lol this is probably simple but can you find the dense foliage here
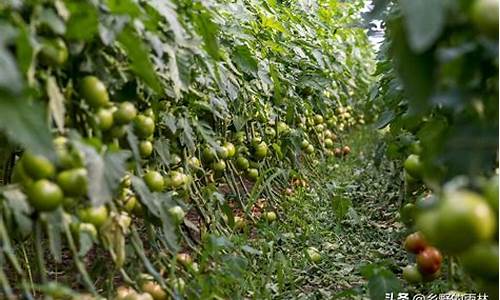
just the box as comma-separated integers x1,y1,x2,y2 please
0,0,375,298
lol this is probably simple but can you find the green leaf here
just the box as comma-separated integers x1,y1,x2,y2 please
117,26,162,94
103,150,131,195
232,45,258,76
0,94,54,158
269,63,282,104
2,187,33,238
39,8,66,35
332,195,352,221
400,0,445,53
178,117,195,152
0,46,23,94
367,268,401,300
193,9,220,61
105,0,142,17
148,0,187,43
45,212,63,263
65,1,99,41
73,140,111,206
46,76,66,133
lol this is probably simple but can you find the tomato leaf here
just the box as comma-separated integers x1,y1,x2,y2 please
118,26,162,94
400,0,445,53
46,76,66,133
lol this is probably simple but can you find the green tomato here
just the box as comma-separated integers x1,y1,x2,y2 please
235,156,250,171
139,140,153,158
211,160,227,173
143,171,164,192
202,147,216,163
80,76,110,108
306,247,321,263
305,144,314,154
22,152,55,180
96,108,114,131
27,179,64,211
114,102,137,125
459,242,498,281
433,190,496,254
134,115,155,138
246,168,259,181
402,265,423,284
483,175,499,214
110,125,126,138
168,205,185,224
313,114,324,124
324,138,334,149
471,0,499,38
216,145,229,159
223,142,236,158
264,211,277,222
56,168,88,197
78,206,108,228
404,154,423,179
253,142,268,160
39,38,68,67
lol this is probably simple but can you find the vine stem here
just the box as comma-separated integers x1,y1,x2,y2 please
60,212,98,295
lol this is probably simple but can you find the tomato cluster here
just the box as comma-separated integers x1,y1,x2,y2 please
402,231,443,284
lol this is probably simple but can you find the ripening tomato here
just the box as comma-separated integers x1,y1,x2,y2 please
56,168,88,197
22,152,55,180
27,179,64,211
143,171,164,192
80,76,110,108
404,232,428,254
114,102,137,125
176,253,193,267
334,148,342,157
134,115,155,138
342,146,351,155
142,281,167,300
416,247,442,275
